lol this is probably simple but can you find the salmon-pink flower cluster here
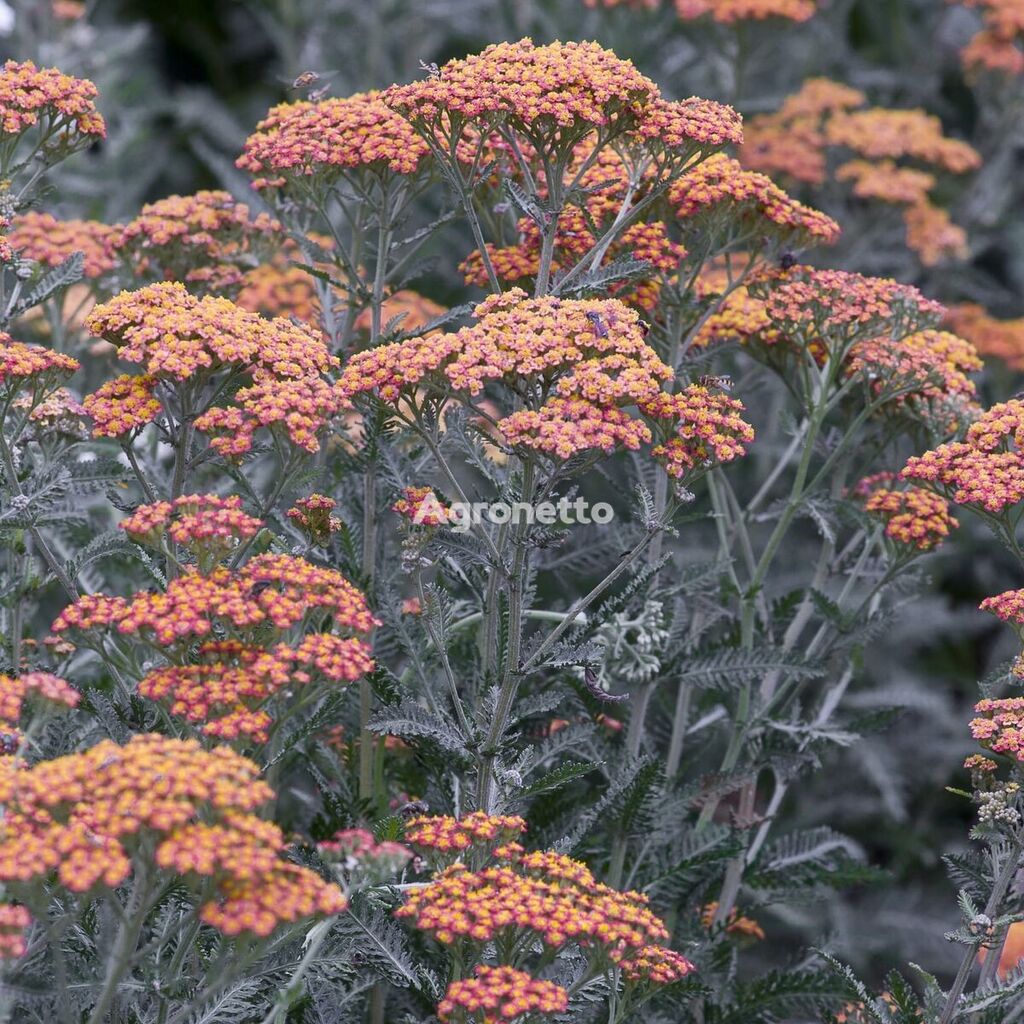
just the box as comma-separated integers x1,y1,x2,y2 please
861,485,959,551
901,399,1024,514
970,698,1024,760
635,95,744,153
955,1,1024,76
1,335,79,399
112,191,281,296
287,494,342,544
0,734,345,934
386,39,657,137
54,552,376,645
8,212,119,278
741,78,978,264
946,303,1024,370
0,672,79,725
404,811,527,856
340,290,753,474
0,905,30,960
0,59,105,139
674,0,816,22
238,93,431,191
437,965,569,1023
393,486,457,526
317,829,413,884
121,494,263,564
760,267,945,347
83,282,340,454
612,944,696,983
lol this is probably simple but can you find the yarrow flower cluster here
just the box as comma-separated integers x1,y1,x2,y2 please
674,0,817,22
52,552,376,743
0,904,31,960
393,486,457,527
112,191,281,296
121,494,263,566
405,811,527,857
82,282,340,454
946,303,1024,370
741,78,979,265
0,672,79,726
396,824,694,989
339,291,753,477
901,399,1024,514
0,59,105,141
237,93,431,191
8,212,119,278
287,494,342,545
437,966,569,1023
956,0,1024,76
0,334,79,401
386,39,657,139
970,697,1024,760
317,829,412,886
860,484,959,551
0,735,346,934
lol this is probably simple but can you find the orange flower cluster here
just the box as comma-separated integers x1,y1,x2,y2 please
691,285,779,349
8,212,119,278
958,1,1024,76
54,552,376,645
437,966,569,1023
0,335,79,397
674,0,816,21
613,944,696,983
0,735,345,934
398,841,693,987
636,95,744,153
287,494,342,544
700,901,766,939
741,78,978,264
340,291,753,473
946,303,1024,369
113,191,281,296
970,697,1024,760
862,485,959,550
237,93,431,191
669,153,840,244
393,486,457,526
0,904,30,960
0,672,79,725
0,59,105,139
405,811,527,855
386,39,656,136
901,399,1024,514
121,494,263,564
83,282,339,454
136,634,374,742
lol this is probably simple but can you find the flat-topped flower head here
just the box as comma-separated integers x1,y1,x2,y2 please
8,212,119,278
669,152,839,244
437,966,569,1022
760,266,945,347
0,672,79,726
947,303,1024,369
675,0,817,20
405,811,528,857
861,484,958,550
53,552,377,648
287,494,342,545
112,191,281,296
633,95,743,156
386,38,657,141
0,59,104,140
137,634,373,743
970,697,1024,760
0,334,79,402
238,93,430,192
0,735,345,934
83,282,340,454
121,494,263,566
612,944,696,984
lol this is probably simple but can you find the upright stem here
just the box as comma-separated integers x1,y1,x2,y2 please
477,460,536,811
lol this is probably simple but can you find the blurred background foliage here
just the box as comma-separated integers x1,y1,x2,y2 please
3,0,1024,988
